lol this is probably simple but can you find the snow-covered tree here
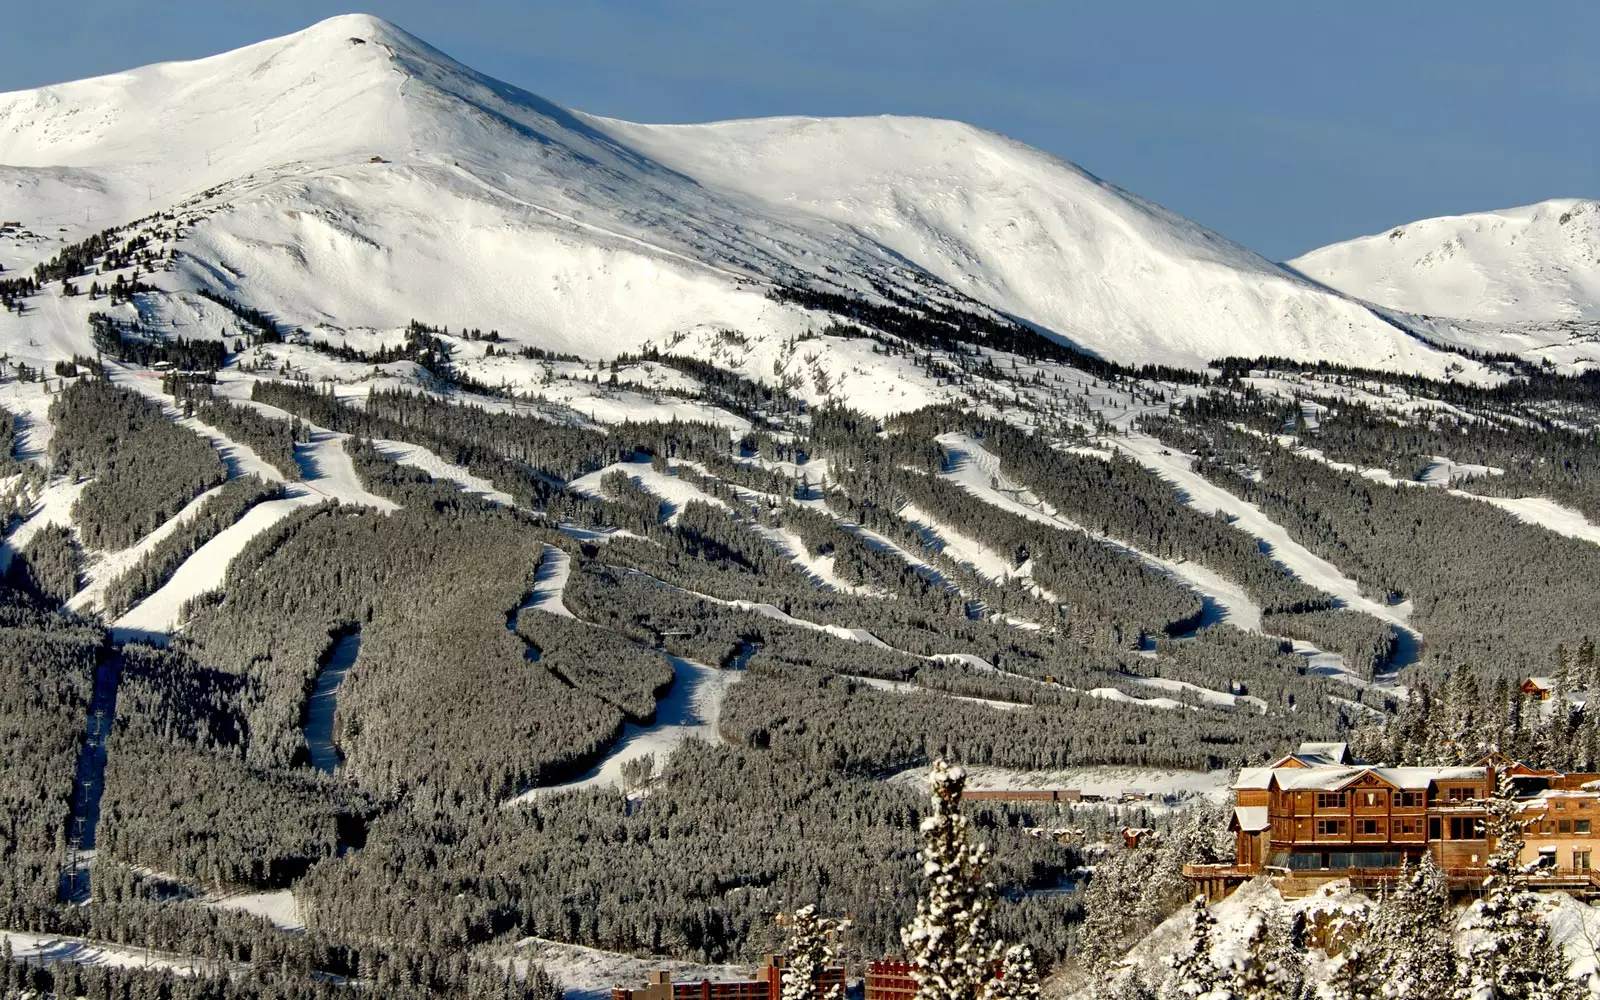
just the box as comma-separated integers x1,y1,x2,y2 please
1163,897,1220,999
981,944,1040,1000
1373,855,1455,998
1457,768,1583,1000
901,760,1003,1000
1101,969,1157,1000
1322,908,1381,1000
779,904,849,1000
1229,900,1304,1000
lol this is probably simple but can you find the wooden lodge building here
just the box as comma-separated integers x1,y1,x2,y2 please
1186,742,1600,900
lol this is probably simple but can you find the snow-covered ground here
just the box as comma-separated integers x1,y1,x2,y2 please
1291,199,1600,328
370,438,517,507
65,483,227,614
932,432,1264,631
887,763,1232,803
109,493,323,641
843,673,1031,712
0,477,84,573
523,544,575,618
1458,493,1600,547
505,657,739,803
0,929,215,977
1111,431,1420,646
0,12,1503,398
205,889,304,931
1093,875,1600,999
569,457,727,527
507,938,747,1000
1121,674,1267,713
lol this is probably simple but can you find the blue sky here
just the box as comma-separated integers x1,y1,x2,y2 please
2,1,1594,261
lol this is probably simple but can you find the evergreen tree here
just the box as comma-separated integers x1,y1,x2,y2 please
1230,901,1304,1000
1163,898,1219,999
779,905,849,1000
1457,769,1582,1000
982,945,1040,1000
901,760,1002,1000
1376,855,1455,999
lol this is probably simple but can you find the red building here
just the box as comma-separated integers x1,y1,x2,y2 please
865,959,916,1000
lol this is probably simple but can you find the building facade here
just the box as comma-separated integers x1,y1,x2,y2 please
865,959,916,1000
613,957,844,1000
1187,742,1600,899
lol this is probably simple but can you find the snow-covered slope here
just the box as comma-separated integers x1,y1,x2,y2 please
0,14,1487,377
1291,200,1600,324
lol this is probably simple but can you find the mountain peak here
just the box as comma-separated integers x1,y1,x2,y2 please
1291,199,1600,324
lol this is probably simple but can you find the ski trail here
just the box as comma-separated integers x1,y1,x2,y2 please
504,656,739,802
1111,431,1417,641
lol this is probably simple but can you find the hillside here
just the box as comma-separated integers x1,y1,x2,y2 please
0,13,1484,378
1291,199,1600,324
5,13,1600,1000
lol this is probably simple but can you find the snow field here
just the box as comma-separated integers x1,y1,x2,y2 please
933,432,1265,631
507,937,747,1000
505,656,740,802
886,763,1232,803
523,544,575,618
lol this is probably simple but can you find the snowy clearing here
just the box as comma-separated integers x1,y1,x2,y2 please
111,493,325,640
66,483,228,614
887,763,1232,803
935,432,1265,631
568,457,727,527
1457,493,1600,547
1112,431,1419,642
205,889,304,931
506,657,739,802
507,938,747,1000
370,438,517,507
523,544,575,618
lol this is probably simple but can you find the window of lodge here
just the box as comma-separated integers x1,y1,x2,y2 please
1316,792,1346,809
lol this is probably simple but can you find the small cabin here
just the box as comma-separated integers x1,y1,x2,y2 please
1524,677,1556,701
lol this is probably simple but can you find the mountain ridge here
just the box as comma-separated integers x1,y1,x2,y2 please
0,13,1519,378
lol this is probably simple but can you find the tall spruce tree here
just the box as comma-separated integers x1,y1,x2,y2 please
1457,769,1582,1000
779,905,849,1000
901,760,1002,1000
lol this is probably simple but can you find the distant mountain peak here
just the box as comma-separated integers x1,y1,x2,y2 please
0,16,1520,379
1292,199,1600,324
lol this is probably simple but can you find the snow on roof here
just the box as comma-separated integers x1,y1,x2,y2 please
1234,768,1274,790
1527,677,1556,688
1270,765,1486,792
1233,806,1269,832
1297,741,1351,762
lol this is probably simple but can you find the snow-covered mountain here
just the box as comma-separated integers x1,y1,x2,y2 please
1291,200,1600,325
0,14,1489,375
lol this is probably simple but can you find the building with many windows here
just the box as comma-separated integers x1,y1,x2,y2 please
612,957,844,1000
1186,743,1600,900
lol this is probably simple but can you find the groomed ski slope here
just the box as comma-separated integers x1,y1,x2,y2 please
506,656,738,802
934,432,1263,631
1110,431,1420,640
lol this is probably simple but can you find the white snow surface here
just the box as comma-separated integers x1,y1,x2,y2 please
0,929,214,977
1292,199,1600,325
0,14,1497,379
506,656,739,802
1112,432,1419,641
523,544,575,618
933,432,1263,631
1455,493,1600,547
888,763,1232,803
509,938,746,1000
